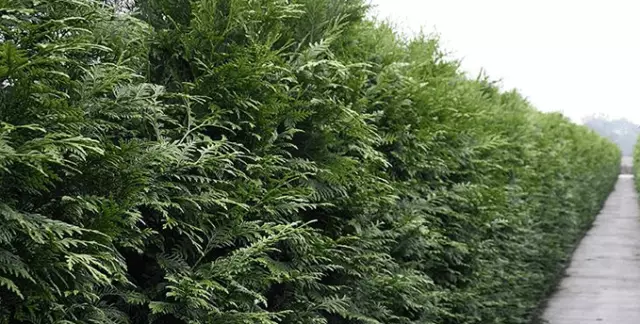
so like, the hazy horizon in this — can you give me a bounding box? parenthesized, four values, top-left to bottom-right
(369, 0, 640, 125)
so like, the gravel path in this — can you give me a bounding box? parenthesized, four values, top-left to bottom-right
(542, 175, 640, 323)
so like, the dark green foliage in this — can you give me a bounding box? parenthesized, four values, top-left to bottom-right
(0, 0, 620, 323)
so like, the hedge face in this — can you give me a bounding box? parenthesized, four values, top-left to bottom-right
(635, 141, 640, 189)
(0, 0, 620, 323)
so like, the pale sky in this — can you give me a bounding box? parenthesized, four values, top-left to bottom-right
(369, 0, 640, 124)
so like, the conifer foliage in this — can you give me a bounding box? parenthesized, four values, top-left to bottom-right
(0, 0, 620, 323)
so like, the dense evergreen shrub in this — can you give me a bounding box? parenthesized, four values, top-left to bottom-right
(634, 140, 640, 188)
(0, 0, 620, 323)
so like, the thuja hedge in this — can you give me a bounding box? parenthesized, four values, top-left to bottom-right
(635, 142, 640, 189)
(0, 0, 620, 323)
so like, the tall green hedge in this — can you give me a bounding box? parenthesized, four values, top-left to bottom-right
(634, 141, 640, 188)
(0, 0, 620, 323)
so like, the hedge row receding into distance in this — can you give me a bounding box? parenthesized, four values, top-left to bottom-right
(634, 141, 640, 188)
(0, 0, 621, 323)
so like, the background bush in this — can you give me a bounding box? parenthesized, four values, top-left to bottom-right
(0, 0, 620, 323)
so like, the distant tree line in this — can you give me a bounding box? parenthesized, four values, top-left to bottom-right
(583, 115, 640, 156)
